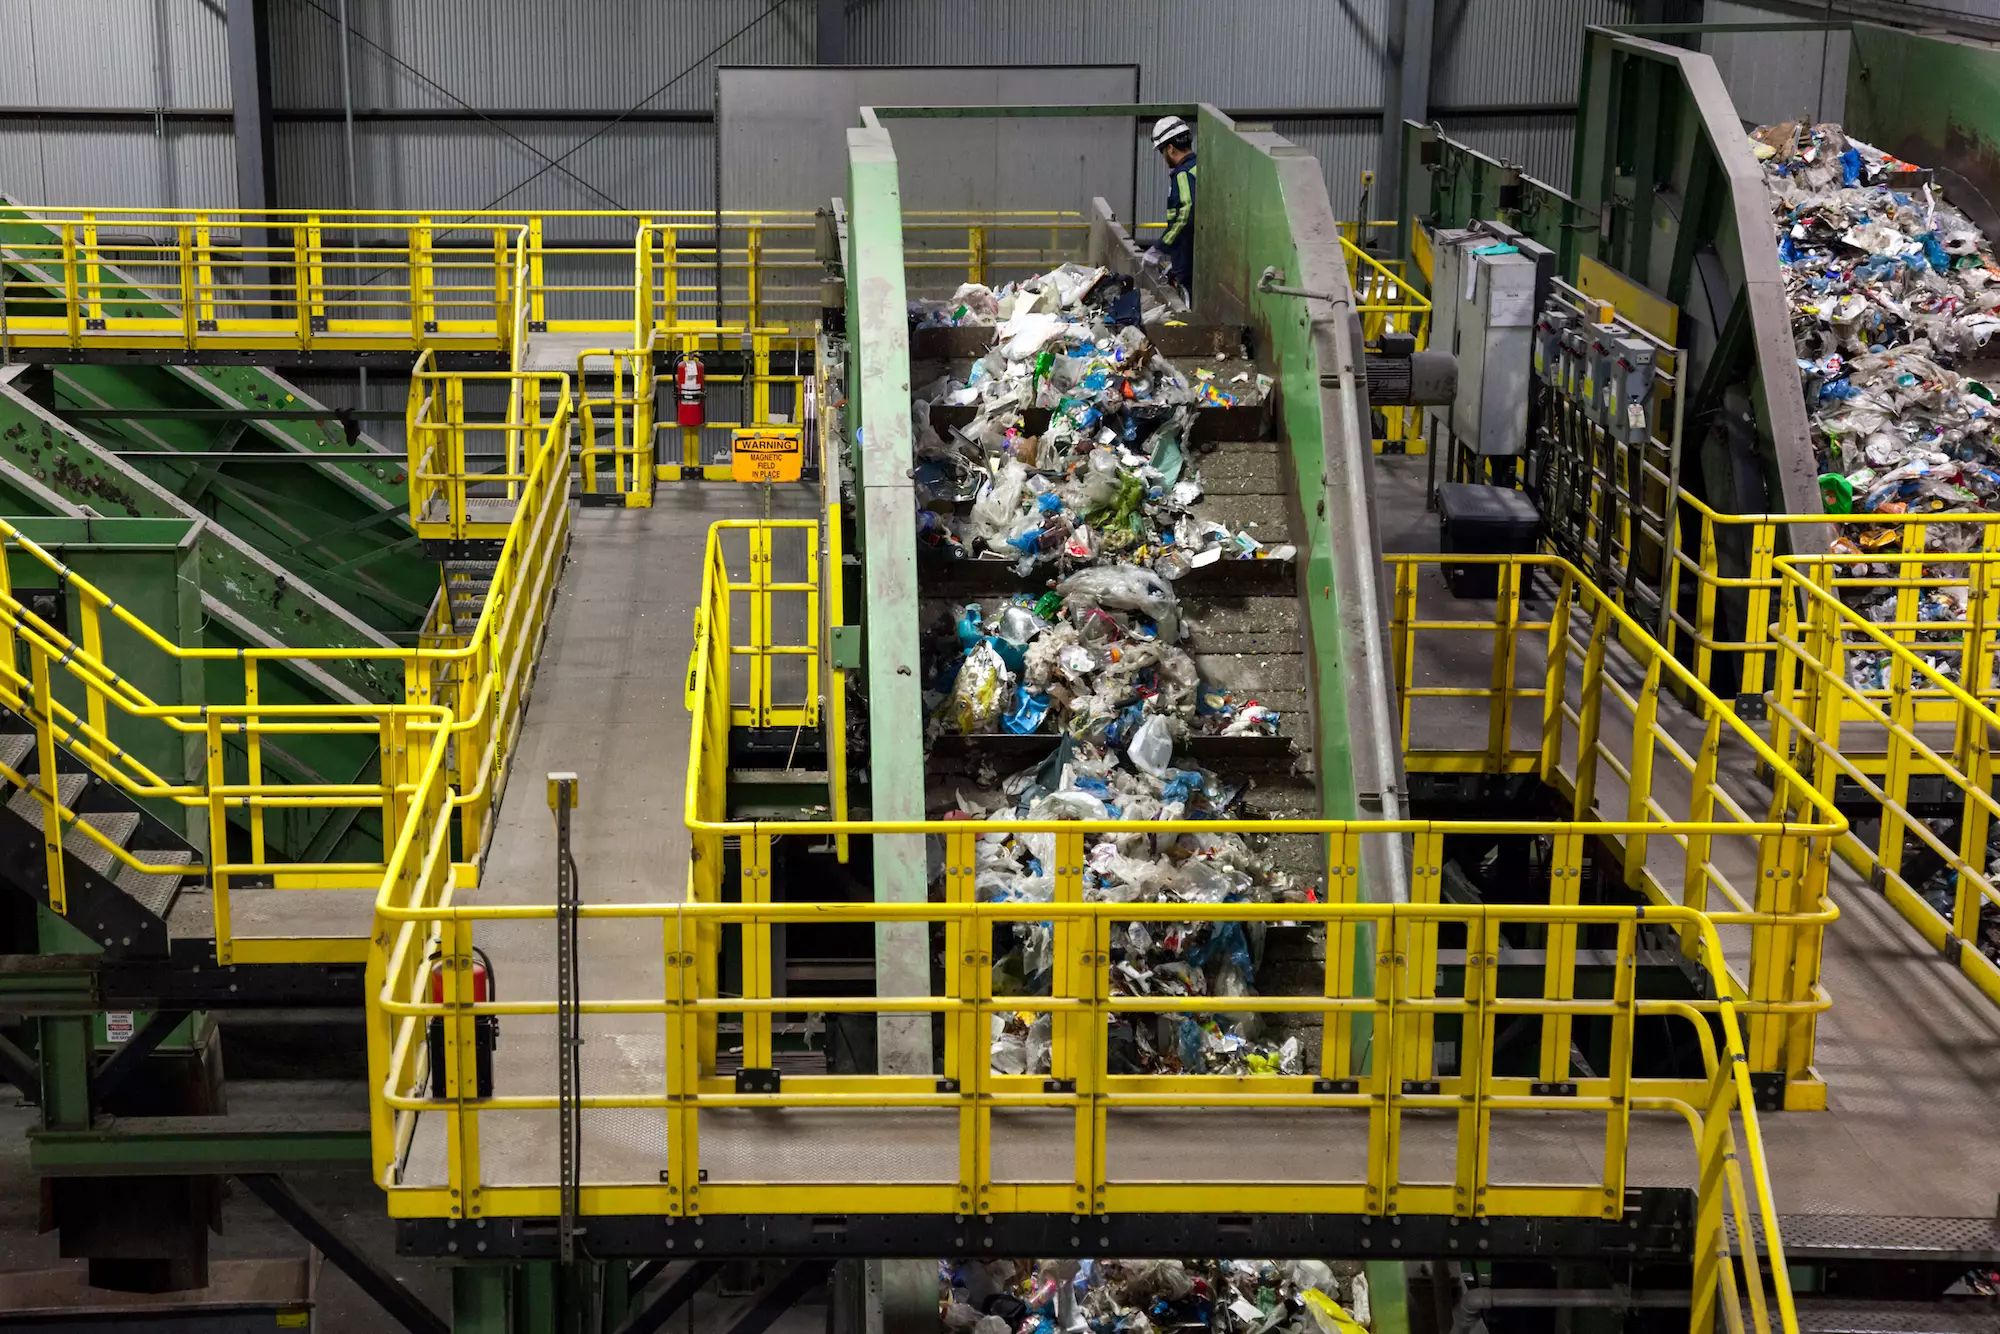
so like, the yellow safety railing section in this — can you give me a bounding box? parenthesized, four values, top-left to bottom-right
(1658, 494, 2000, 709)
(576, 342, 660, 508)
(364, 534, 1818, 1334)
(689, 520, 821, 731)
(1338, 219, 1431, 456)
(1387, 554, 1839, 1095)
(0, 206, 830, 352)
(0, 361, 574, 962)
(1768, 552, 2000, 1010)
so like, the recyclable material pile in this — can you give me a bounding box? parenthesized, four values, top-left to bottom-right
(952, 736, 1311, 1078)
(911, 263, 1281, 575)
(940, 1259, 1371, 1334)
(1755, 121, 2000, 687)
(931, 584, 1279, 744)
(919, 266, 1315, 1078)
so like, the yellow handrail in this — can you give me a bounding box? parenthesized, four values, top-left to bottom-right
(362, 529, 1805, 1333)
(1770, 552, 2000, 1010)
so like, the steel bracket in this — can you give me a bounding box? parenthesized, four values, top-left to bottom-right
(735, 1067, 782, 1094)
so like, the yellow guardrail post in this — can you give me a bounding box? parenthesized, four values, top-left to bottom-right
(1541, 832, 1584, 1084)
(528, 216, 547, 328)
(1453, 908, 1492, 1217)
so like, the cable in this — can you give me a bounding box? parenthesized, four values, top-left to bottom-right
(471, 0, 797, 213)
(289, 0, 629, 210)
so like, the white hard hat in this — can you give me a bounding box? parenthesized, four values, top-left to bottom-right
(1151, 115, 1190, 149)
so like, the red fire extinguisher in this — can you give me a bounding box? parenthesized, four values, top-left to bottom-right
(427, 947, 497, 1100)
(675, 353, 706, 428)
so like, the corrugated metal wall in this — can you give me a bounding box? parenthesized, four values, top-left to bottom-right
(0, 0, 1638, 218)
(1701, 1, 1850, 129)
(0, 0, 233, 205)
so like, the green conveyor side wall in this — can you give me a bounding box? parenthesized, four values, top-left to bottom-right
(1846, 23, 2000, 245)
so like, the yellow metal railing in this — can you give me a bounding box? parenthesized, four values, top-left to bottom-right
(364, 532, 1816, 1334)
(1769, 552, 2000, 1010)
(0, 206, 830, 352)
(576, 342, 659, 508)
(1339, 221, 1431, 456)
(0, 363, 574, 962)
(1662, 491, 2000, 706)
(1387, 554, 1838, 1091)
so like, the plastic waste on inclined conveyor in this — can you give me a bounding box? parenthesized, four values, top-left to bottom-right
(1757, 123, 2000, 964)
(907, 265, 1311, 1080)
(1754, 121, 2000, 691)
(940, 1258, 1374, 1334)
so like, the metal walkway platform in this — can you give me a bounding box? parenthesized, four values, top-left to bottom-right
(1371, 457, 2000, 1231)
(401, 488, 821, 1195)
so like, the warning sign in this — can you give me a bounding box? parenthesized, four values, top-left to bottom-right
(731, 430, 803, 483)
(105, 1011, 134, 1044)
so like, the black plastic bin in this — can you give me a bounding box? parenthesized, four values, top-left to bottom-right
(1436, 482, 1541, 598)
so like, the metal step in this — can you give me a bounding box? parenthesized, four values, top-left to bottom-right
(0, 732, 31, 774)
(69, 810, 138, 879)
(116, 849, 193, 920)
(7, 772, 87, 831)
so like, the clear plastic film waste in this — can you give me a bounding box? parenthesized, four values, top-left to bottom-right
(1755, 121, 2000, 688)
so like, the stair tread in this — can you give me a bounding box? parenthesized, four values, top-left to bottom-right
(7, 773, 87, 831)
(116, 849, 193, 919)
(0, 732, 31, 774)
(70, 811, 139, 878)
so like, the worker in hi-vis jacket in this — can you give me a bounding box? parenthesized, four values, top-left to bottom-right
(1145, 114, 1198, 297)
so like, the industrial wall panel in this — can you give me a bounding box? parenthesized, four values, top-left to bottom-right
(0, 0, 230, 109)
(269, 0, 813, 113)
(275, 120, 714, 216)
(1701, 3, 1850, 127)
(1433, 115, 1577, 189)
(721, 67, 1139, 222)
(0, 123, 234, 208)
(843, 0, 1391, 107)
(1430, 0, 1636, 106)
(1268, 121, 1386, 223)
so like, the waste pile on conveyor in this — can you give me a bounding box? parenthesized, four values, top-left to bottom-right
(940, 1258, 1373, 1334)
(1757, 122, 2000, 960)
(912, 264, 1316, 1078)
(1754, 121, 2000, 689)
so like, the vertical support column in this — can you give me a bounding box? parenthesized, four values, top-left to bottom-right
(226, 0, 276, 320)
(845, 126, 929, 1078)
(1381, 0, 1434, 256)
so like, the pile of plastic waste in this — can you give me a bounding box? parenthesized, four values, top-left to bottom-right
(918, 265, 1312, 1079)
(947, 737, 1308, 1077)
(930, 583, 1278, 743)
(1753, 121, 2000, 686)
(911, 263, 1280, 575)
(940, 1259, 1370, 1334)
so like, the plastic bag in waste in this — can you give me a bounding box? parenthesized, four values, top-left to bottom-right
(1056, 565, 1182, 641)
(1302, 1290, 1367, 1334)
(970, 461, 1029, 545)
(989, 1019, 1027, 1075)
(1126, 712, 1174, 776)
(1024, 1012, 1053, 1075)
(950, 642, 1012, 734)
(1004, 690, 1053, 735)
